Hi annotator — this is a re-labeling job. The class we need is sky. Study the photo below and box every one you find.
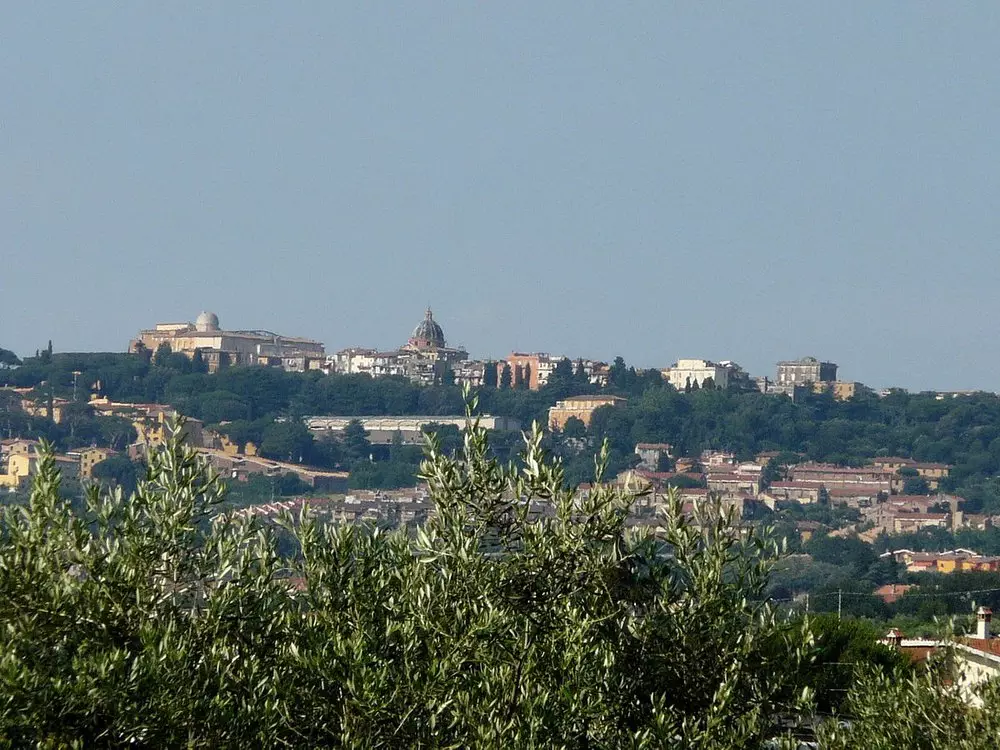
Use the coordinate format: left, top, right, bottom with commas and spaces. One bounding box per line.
2, 3, 999, 391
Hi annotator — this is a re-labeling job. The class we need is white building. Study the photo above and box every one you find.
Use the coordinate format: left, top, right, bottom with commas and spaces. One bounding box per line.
664, 359, 731, 391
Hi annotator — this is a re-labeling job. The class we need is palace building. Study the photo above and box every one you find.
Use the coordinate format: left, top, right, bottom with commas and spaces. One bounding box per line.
129, 311, 325, 372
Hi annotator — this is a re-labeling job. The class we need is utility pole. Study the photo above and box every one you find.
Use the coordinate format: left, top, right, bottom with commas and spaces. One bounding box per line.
838, 589, 843, 620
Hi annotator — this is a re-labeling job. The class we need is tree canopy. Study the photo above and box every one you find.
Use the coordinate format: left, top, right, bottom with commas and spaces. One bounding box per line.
3, 421, 1000, 746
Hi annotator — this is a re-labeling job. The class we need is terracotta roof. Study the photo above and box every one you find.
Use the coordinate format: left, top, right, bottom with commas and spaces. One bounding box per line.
874, 584, 913, 604
960, 639, 1000, 658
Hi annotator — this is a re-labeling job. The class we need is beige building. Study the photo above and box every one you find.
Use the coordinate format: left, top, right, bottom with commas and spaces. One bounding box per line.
776, 357, 838, 387
504, 353, 609, 391
0, 452, 38, 490
79, 448, 112, 479
811, 380, 866, 401
548, 395, 627, 430
130, 311, 324, 372
662, 360, 754, 392
19, 396, 72, 424
305, 415, 520, 445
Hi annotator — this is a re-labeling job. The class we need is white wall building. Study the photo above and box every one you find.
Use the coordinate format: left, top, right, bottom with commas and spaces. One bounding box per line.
664, 359, 731, 391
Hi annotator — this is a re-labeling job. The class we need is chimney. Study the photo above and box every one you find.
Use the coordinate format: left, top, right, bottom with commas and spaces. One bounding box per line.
883, 628, 903, 648
977, 606, 993, 640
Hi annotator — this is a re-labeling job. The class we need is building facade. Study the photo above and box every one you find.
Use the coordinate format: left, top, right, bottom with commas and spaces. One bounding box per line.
548, 395, 627, 430
776, 357, 838, 387
328, 309, 468, 386
130, 312, 325, 372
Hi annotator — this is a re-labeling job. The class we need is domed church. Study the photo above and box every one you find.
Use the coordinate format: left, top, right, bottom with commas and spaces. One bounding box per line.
407, 308, 446, 351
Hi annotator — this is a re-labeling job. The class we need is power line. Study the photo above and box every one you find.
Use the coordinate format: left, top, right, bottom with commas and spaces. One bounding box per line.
767, 585, 1000, 604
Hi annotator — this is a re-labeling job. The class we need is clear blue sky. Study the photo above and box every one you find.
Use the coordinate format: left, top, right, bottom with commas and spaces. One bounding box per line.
3, 3, 998, 391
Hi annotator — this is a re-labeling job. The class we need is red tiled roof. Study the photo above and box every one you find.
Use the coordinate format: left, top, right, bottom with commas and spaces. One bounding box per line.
874, 584, 913, 604
961, 639, 1000, 658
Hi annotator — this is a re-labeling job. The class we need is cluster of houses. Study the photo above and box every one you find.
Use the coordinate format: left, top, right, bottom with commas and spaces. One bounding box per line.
880, 548, 1000, 574
2, 394, 349, 494
231, 487, 432, 526
0, 437, 111, 490
609, 445, 1000, 544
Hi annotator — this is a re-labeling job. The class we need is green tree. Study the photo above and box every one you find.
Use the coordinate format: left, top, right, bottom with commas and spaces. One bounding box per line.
482, 361, 498, 389
341, 418, 371, 463
499, 362, 512, 390
0, 348, 21, 368
260, 420, 314, 463
191, 349, 209, 374
819, 656, 1000, 749
153, 342, 173, 367
90, 454, 141, 496
561, 415, 587, 439
0, 419, 813, 747
802, 615, 912, 714
516, 363, 531, 390
609, 356, 628, 388
903, 476, 931, 495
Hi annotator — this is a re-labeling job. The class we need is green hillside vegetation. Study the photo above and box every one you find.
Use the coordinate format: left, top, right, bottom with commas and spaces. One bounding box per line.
6, 349, 1000, 508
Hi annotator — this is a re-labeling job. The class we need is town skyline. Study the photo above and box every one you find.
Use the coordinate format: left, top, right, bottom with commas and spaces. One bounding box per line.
1, 305, 990, 396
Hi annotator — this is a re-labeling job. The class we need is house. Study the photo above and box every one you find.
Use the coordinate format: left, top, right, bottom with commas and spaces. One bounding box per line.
873, 583, 913, 605
881, 549, 1000, 574
706, 471, 760, 497
883, 609, 1000, 707
826, 487, 880, 508
768, 482, 821, 504
79, 448, 112, 479
795, 520, 824, 542
634, 443, 673, 471
0, 451, 38, 490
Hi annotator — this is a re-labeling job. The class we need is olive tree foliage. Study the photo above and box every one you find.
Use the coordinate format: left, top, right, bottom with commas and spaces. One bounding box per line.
1, 407, 809, 748
817, 651, 1000, 749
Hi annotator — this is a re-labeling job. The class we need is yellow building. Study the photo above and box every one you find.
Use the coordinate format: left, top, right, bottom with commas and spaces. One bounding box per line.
0, 452, 38, 490
133, 411, 205, 449
79, 448, 112, 479
204, 429, 259, 457
548, 395, 627, 430
19, 397, 71, 424
2, 438, 40, 458
812, 381, 865, 401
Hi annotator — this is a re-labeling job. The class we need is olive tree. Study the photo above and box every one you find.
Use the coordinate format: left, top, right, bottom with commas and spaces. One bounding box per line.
1, 405, 810, 748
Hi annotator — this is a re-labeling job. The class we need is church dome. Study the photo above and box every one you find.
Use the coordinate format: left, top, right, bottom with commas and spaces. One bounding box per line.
195, 311, 220, 333
409, 308, 445, 349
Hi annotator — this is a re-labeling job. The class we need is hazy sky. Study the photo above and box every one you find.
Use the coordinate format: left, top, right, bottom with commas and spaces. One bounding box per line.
3, 3, 999, 390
